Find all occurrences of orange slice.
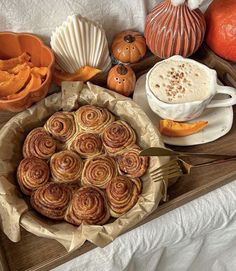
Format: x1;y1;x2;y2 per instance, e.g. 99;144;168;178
159;119;208;137
53;66;101;86
0;64;31;98
31;67;48;77
5;72;41;100
0;53;31;71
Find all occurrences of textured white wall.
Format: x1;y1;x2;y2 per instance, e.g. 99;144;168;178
0;0;213;45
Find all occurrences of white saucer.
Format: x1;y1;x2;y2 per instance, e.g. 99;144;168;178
133;74;234;146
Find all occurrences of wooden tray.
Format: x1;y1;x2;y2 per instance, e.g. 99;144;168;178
1;44;236;271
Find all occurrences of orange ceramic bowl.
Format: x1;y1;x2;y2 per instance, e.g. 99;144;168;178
0;32;54;112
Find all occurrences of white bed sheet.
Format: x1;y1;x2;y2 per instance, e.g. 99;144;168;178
53;179;236;271
2;0;236;270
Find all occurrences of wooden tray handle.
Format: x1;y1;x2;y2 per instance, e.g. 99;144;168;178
194;44;236;88
0;244;8;271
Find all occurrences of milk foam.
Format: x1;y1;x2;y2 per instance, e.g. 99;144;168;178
148;59;211;104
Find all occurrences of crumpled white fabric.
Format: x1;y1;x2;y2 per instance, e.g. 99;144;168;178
3;1;236;271
0;0;211;45
53;179;236;271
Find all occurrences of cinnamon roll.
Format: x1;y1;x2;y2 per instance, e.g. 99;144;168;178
75;105;115;133
23;127;56;159
102;120;136;154
17;157;50;195
70;132;103;158
117;148;149;177
50;150;83;184
65;186;110;226
82;155;117;188
31;183;72;220
44;112;77;143
106;176;142;217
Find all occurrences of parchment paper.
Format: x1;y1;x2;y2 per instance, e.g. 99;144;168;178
0;82;168;252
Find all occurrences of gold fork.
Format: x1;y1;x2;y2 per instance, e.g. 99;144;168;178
140;147;235;160
151;156;236;183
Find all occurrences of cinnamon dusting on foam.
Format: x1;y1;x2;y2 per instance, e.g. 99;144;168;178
149;60;210;104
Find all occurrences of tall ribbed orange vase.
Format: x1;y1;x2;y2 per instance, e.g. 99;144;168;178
144;0;206;58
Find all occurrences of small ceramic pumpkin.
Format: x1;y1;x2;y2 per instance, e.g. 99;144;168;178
144;0;206;58
107;64;136;97
111;31;146;64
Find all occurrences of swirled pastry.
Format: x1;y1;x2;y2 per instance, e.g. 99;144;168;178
23;128;56;159
117;147;149;177
82;155;117;188
70;132;103;158
44;112;77;143
31;183;72;220
102;120;136;154
65;186;110;226
17;157;50;195
75;105;115;133
106;176;142;218
50;150;83;184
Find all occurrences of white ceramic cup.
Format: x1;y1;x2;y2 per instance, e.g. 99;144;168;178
146;56;236;121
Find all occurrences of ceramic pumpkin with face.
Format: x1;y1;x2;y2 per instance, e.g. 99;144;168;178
111;31;146;64
107;64;136;97
205;0;236;62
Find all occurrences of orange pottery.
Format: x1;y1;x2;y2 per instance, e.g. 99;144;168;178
144;0;206;58
111;30;146;63
0;32;54;112
107;64;136;97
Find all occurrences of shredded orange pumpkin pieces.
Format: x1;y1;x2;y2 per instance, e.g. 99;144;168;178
0;64;31;98
0;53;48;100
5;72;42;100
32;67;48;77
53;66;101;86
0;70;14;82
0;52;31;71
159;119;208;137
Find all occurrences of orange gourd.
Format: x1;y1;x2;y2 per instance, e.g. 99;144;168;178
0;52;30;71
0;64;31;98
53;66;101;86
205;0;236;62
111;31;146;63
159;120;208;137
107;64;136;97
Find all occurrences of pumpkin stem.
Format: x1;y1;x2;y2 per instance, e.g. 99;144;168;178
124;34;135;43
117;65;128;75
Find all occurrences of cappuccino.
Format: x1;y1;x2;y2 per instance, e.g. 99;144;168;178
148;59;211;104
